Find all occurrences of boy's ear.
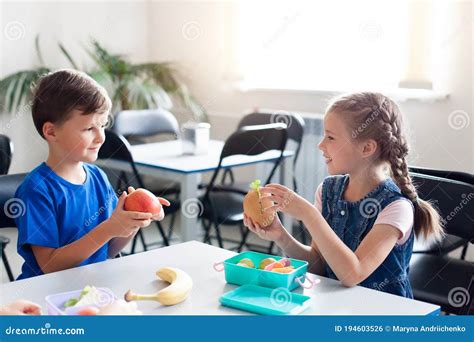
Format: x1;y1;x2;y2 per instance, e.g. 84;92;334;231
361;139;378;158
42;122;57;142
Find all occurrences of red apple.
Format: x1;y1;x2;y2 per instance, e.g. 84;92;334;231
124;188;170;215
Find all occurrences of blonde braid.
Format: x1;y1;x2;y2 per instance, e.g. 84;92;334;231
377;100;418;203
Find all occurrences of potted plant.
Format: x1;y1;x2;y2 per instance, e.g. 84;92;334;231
0;36;208;122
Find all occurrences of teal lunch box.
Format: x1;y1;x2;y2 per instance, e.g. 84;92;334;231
220;284;311;315
215;251;309;291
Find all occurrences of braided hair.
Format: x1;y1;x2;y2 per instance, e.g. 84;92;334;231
327;92;444;242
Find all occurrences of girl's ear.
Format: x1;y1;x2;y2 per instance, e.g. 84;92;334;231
361;139;378;158
42;122;57;142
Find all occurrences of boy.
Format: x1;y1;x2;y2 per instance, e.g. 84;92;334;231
15;69;164;279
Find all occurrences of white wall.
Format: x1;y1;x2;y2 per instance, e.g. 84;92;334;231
0;0;152;172
1;0;472;175
149;0;473;174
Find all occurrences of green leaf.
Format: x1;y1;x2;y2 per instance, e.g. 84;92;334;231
35;34;44;66
58;42;79;69
250;179;261;190
0;68;49;113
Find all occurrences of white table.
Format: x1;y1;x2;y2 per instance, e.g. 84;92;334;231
97;140;294;242
0;241;439;315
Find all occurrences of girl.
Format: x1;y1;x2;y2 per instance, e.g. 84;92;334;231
244;92;444;298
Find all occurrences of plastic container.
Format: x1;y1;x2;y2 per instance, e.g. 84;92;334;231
181;122;211;155
45;287;116;315
220;284;311;315
214;251;313;291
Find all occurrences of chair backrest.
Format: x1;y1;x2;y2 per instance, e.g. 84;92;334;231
237;112;304;191
0;173;27;228
238;111;304;157
409;171;474;242
410;166;473;185
204;123;288;198
98;130;145;188
113;109;180;140
99;129;134;163
0;134;13;175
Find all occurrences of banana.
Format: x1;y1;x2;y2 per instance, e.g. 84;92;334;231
124;267;193;306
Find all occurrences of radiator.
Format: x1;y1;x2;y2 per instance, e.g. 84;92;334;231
294;113;328;202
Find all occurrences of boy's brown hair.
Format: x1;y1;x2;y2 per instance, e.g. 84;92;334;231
32;69;111;138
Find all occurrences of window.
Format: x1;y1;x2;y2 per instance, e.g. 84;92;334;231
234;1;434;93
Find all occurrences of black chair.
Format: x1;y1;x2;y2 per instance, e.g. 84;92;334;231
113;108;180;144
236;112;307;251
408;171;473;315
98;129;178;254
410;166;473;259
410;166;473;184
0;134;16;281
0;134;13;175
0;173;27;281
237;112;305;192
200;123;288;251
112;109;181;240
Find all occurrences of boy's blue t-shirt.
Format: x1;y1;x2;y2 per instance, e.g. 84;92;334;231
15;162;118;280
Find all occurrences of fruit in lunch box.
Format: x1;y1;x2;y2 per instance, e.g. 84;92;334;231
124;267;193;306
124;188;170;215
271;266;295;274
237;258;255;268
77;306;100;315
243;180;276;227
258;258;276;269
265;261;285;271
64;285;101;308
264;258;291;271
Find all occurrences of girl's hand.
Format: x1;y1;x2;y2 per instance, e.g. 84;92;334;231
243;213;286;243
260;184;313;222
0;300;42;315
127;186;169;221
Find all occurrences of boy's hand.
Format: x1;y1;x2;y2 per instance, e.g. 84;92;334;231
243;213;286;243
260;184;313;222
108;191;153;238
0;300;42;315
127;186;168;221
